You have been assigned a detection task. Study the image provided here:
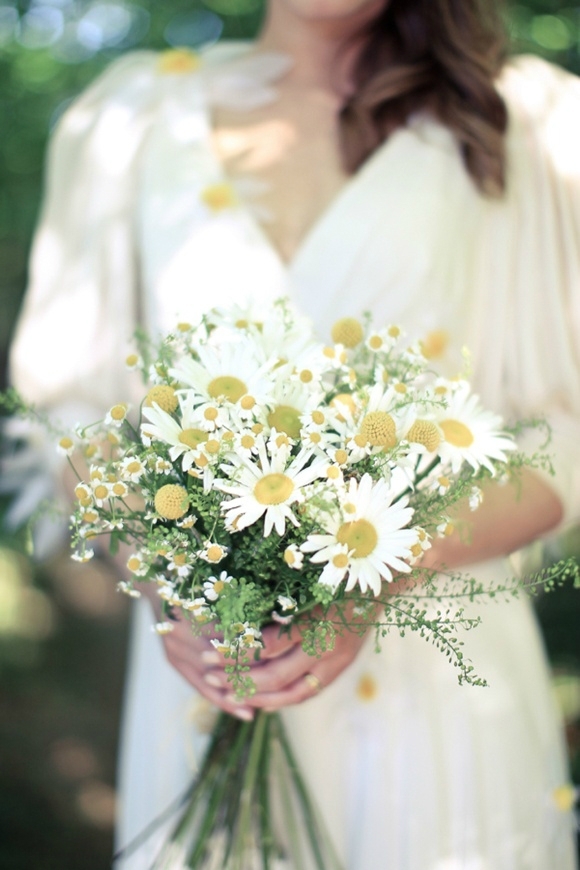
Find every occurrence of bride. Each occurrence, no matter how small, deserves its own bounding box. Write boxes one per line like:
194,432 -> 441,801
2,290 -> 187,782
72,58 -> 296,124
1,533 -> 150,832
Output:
9,0 -> 580,866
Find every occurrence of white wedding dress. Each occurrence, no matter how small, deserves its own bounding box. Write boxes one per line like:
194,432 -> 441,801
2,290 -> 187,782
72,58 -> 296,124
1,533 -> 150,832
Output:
10,42 -> 580,870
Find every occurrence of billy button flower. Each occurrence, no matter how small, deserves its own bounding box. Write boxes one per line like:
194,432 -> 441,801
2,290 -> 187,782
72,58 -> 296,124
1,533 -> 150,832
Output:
154,484 -> 190,520
144,385 -> 179,414
331,317 -> 364,349
405,419 -> 441,453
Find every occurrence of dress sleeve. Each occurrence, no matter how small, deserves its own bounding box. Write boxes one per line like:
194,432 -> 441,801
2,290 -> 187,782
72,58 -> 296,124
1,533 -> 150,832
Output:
4,52 -> 160,551
494,57 -> 580,529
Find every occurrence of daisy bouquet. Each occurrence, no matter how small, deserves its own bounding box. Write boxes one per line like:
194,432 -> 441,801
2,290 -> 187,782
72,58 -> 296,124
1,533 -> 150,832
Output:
5,298 -> 575,870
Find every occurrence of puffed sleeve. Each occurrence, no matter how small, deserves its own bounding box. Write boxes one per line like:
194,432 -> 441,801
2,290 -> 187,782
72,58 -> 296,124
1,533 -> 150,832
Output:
473,56 -> 580,529
10,50 -> 161,414
4,52 -> 161,549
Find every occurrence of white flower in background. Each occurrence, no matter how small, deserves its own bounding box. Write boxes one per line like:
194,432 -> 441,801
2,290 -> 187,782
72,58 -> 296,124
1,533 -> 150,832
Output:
126,553 -> 148,577
217,439 -> 325,537
117,581 -> 141,599
469,486 -> 484,511
105,403 -> 129,427
199,542 -> 228,564
263,378 -> 323,442
184,598 -> 212,622
71,548 -> 94,563
153,621 -> 174,635
119,456 -> 146,482
171,340 -> 274,409
277,595 -> 297,611
283,545 -> 304,570
301,474 -> 418,596
56,435 -> 75,457
434,382 -> 515,474
141,393 -> 212,471
203,572 -> 233,601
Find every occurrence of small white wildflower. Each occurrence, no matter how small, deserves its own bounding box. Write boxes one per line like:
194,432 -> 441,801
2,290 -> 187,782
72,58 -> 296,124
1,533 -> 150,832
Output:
203,571 -> 233,601
199,542 -> 228,564
105,404 -> 129,427
153,621 -> 175,635
117,581 -> 141,599
57,436 -> 75,457
155,457 -> 173,474
120,456 -> 146,482
283,545 -> 304,570
469,486 -> 484,511
71,549 -> 95,563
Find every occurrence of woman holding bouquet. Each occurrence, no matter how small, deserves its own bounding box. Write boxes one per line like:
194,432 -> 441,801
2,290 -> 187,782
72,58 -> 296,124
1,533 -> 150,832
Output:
9,0 -> 580,866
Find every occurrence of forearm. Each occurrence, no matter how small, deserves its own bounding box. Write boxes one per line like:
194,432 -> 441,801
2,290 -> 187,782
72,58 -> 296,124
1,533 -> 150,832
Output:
424,468 -> 563,571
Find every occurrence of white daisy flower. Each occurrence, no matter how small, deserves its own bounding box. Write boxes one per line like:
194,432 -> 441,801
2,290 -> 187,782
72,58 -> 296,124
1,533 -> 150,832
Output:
117,581 -> 141,599
184,598 -> 212,622
141,393 -> 211,472
262,378 -> 323,441
434,382 -> 515,474
153,621 -> 175,635
56,436 -> 75,457
283,545 -> 304,570
277,595 -> 297,611
71,549 -> 95,563
171,340 -> 273,408
120,456 -> 146,482
217,438 -> 325,537
105,404 -> 129,427
301,474 -> 418,596
198,542 -> 228,564
203,571 -> 233,601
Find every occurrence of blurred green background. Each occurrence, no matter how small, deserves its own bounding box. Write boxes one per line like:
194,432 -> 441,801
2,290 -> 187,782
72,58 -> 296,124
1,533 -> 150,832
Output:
1,1 -> 580,867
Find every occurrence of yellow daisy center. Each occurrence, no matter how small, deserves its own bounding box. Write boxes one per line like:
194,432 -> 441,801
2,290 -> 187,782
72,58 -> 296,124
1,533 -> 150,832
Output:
337,519 -> 378,558
179,428 -> 208,450
206,439 -> 220,454
201,182 -> 238,212
254,473 -> 295,506
59,437 -> 74,450
126,460 -> 142,474
173,554 -> 187,567
157,48 -> 201,75
300,369 -> 314,383
326,466 -> 341,480
125,353 -> 139,367
93,484 -> 109,501
311,410 -> 325,425
112,482 -> 128,497
82,510 -> 99,524
241,434 -> 255,449
206,545 -> 224,562
368,335 -> 383,350
127,556 -> 142,572
74,484 -> 90,500
240,394 -> 255,410
145,385 -> 178,414
155,484 -> 190,520
331,317 -> 364,348
439,419 -> 474,448
356,673 -> 379,702
110,404 -> 127,421
420,329 -> 449,360
406,420 -> 441,452
335,449 -> 348,465
207,375 -> 247,403
332,553 -> 349,569
267,405 -> 302,439
360,412 -> 397,449
284,548 -> 297,566
388,325 -> 400,338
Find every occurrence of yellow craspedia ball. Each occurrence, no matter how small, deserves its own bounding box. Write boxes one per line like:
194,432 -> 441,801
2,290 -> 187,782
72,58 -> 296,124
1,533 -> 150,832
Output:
331,317 -> 364,348
406,420 -> 441,452
154,484 -> 190,520
145,385 -> 179,414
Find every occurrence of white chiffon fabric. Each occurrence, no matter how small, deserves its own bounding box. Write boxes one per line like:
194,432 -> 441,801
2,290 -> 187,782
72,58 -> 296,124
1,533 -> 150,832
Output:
10,42 -> 580,869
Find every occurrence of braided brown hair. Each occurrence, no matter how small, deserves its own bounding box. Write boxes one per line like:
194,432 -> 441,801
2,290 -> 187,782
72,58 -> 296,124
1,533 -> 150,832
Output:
339,0 -> 509,194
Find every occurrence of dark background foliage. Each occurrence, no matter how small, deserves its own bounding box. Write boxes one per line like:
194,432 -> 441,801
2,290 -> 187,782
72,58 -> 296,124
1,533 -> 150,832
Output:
1,1 -> 579,867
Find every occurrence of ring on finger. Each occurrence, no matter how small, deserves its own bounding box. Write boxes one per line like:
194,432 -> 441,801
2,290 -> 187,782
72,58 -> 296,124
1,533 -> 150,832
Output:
303,672 -> 323,694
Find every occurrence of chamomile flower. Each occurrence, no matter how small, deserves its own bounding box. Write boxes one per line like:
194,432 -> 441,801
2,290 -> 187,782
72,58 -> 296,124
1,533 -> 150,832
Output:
105,404 -> 129,427
217,438 -> 325,537
184,598 -> 212,622
283,545 -> 304,570
263,379 -> 323,441
434,382 -> 515,474
141,394 -> 211,472
199,542 -> 228,564
301,474 -> 418,596
120,456 -> 146,482
171,340 -> 273,408
203,572 -> 233,601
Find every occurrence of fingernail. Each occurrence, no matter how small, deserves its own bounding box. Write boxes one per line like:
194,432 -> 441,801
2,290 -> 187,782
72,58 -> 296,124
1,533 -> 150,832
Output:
232,708 -> 254,721
204,673 -> 223,688
201,651 -> 221,665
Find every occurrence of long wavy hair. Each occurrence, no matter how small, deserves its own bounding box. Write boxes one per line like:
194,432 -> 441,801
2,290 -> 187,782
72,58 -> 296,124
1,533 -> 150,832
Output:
339,0 -> 509,194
